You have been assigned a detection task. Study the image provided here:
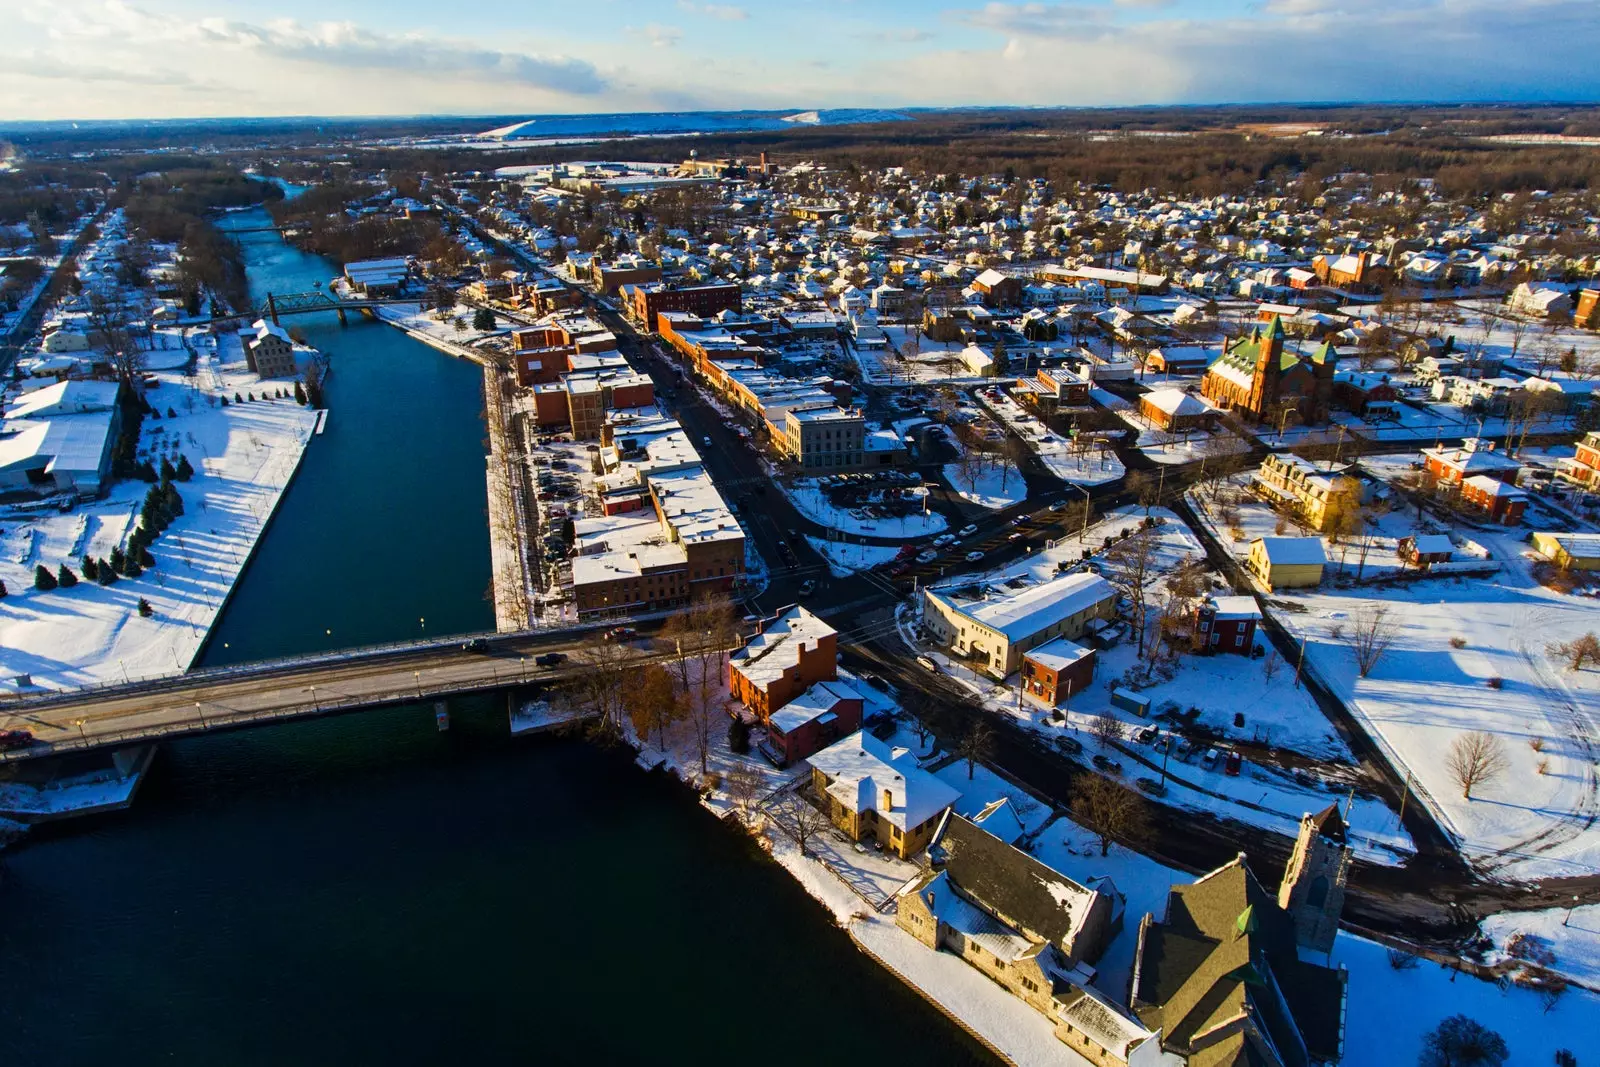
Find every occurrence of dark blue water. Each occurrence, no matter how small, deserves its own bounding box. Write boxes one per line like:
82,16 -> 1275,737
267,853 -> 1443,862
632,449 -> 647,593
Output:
0,202 -> 993,1066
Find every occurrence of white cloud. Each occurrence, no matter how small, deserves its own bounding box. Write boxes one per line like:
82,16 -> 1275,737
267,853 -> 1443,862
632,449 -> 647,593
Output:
676,1 -> 749,20
627,23 -> 685,48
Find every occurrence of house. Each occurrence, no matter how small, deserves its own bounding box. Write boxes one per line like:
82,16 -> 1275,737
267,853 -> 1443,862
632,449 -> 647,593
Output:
1139,388 -> 1218,434
808,730 -> 961,859
1508,281 -> 1572,320
898,813 -> 1158,1064
1248,537 -> 1326,591
1397,534 -> 1454,569
1194,595 -> 1261,655
959,344 -> 998,377
766,679 -> 863,766
1531,532 -> 1600,572
1556,430 -> 1600,486
1129,856 -> 1347,1065
1253,453 -> 1360,532
1329,370 -> 1399,418
1200,317 -> 1337,426
1420,438 -> 1519,487
1140,346 -> 1212,376
1020,637 -> 1096,707
1312,250 -> 1390,293
971,268 -> 1022,308
921,571 -> 1118,679
1576,288 -> 1600,330
0,379 -> 123,498
728,605 -> 839,719
1460,475 -> 1528,525
243,319 -> 297,379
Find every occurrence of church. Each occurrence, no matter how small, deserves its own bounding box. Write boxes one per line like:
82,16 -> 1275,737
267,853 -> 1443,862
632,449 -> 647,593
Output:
1201,316 -> 1338,426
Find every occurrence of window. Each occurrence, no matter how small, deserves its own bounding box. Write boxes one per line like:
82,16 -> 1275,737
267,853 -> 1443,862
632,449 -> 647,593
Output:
1234,632 -> 1244,647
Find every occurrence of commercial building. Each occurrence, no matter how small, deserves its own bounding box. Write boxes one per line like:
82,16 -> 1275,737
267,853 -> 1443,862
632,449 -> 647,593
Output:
728,606 -> 838,718
808,730 -> 961,860
782,405 -> 866,472
625,281 -> 742,332
1531,532 -> 1600,572
1420,438 -> 1520,487
921,571 -> 1118,679
343,257 -> 409,296
0,379 -> 123,498
1020,637 -> 1097,707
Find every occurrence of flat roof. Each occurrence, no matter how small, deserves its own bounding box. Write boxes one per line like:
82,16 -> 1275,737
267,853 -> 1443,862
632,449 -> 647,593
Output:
932,571 -> 1116,643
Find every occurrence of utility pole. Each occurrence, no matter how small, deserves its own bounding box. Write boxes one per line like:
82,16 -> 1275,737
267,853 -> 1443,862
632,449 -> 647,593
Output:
1294,636 -> 1307,688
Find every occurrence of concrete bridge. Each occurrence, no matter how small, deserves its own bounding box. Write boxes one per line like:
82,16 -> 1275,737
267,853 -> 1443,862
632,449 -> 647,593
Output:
0,627 -> 700,762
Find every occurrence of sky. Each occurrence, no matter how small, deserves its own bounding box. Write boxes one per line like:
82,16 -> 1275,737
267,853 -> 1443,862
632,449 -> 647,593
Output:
3,0 -> 1598,121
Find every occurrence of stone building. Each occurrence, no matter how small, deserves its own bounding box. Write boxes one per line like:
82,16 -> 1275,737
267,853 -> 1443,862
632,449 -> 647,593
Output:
1200,317 -> 1337,426
1278,805 -> 1352,955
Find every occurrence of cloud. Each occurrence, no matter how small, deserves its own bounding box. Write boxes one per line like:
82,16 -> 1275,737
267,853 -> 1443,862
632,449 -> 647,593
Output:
626,23 -> 685,48
857,28 -> 937,43
676,1 -> 749,19
9,52 -> 197,87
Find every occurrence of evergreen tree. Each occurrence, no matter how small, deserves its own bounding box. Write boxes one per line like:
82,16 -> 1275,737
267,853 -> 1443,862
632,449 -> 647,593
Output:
148,408 -> 160,420
294,380 -> 307,405
110,545 -> 126,573
159,457 -> 177,483
122,558 -> 142,578
82,556 -> 99,580
136,459 -> 158,482
135,544 -> 155,568
138,597 -> 154,618
234,392 -> 242,404
247,392 -> 255,402
220,396 -> 229,406
166,407 -> 176,418
34,565 -> 56,591
175,455 -> 194,481
57,564 -> 78,588
164,483 -> 184,516
97,561 -> 117,586
728,715 -> 751,755
473,307 -> 496,331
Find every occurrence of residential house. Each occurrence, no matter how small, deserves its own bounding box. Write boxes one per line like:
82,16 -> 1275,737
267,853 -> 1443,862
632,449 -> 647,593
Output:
728,605 -> 839,719
808,730 -> 961,859
1460,475 -> 1528,525
1194,596 -> 1261,655
1020,637 -> 1097,707
1508,282 -> 1572,320
1252,454 -> 1360,532
1139,388 -> 1218,435
1397,534 -> 1454,569
1247,537 -> 1326,591
1421,439 -> 1519,487
1556,430 -> 1600,486
1576,288 -> 1600,330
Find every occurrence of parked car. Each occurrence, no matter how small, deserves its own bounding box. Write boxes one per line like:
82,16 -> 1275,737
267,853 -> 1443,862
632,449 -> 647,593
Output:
798,579 -> 817,596
535,652 -> 568,668
965,550 -> 985,562
605,627 -> 637,641
917,656 -> 940,672
958,524 -> 978,538
933,534 -> 956,547
916,549 -> 938,564
1008,532 -> 1024,541
462,638 -> 490,654
0,729 -> 34,751
1053,735 -> 1083,755
1224,750 -> 1243,777
1202,748 -> 1221,769
1133,726 -> 1158,745
1092,754 -> 1123,774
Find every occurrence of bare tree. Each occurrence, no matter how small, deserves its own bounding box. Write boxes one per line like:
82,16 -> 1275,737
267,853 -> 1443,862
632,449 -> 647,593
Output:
567,631 -> 642,739
779,790 -> 834,857
1071,774 -> 1150,856
957,718 -> 996,780
1089,708 -> 1126,749
1547,632 -> 1600,672
1349,603 -> 1398,677
726,763 -> 766,819
625,663 -> 684,750
679,678 -> 723,778
1446,731 -> 1508,799
1103,527 -> 1158,657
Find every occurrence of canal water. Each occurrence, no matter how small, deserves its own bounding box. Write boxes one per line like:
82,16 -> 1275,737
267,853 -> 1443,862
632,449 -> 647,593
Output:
0,205 -> 994,1064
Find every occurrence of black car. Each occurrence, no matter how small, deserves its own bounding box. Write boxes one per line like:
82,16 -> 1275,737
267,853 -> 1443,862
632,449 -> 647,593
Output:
535,652 -> 568,668
462,638 -> 490,654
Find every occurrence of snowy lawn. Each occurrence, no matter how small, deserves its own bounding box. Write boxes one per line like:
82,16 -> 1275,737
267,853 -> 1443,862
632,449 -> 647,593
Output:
0,334 -> 317,690
1482,901 -> 1600,991
803,534 -> 905,577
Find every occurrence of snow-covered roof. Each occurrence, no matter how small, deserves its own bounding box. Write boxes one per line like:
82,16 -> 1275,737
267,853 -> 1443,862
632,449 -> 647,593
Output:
730,605 -> 836,694
809,730 -> 960,831
931,571 -> 1116,643
1023,636 -> 1094,673
768,679 -> 860,735
1140,387 -> 1212,418
1253,537 -> 1326,566
1205,595 -> 1261,621
4,379 -> 119,420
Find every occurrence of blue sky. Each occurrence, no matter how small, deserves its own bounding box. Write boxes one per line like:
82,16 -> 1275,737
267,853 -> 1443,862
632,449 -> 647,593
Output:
4,0 -> 1598,120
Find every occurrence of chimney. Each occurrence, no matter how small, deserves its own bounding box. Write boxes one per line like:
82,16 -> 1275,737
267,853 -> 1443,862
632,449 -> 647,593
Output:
882,787 -> 894,811
928,891 -> 936,909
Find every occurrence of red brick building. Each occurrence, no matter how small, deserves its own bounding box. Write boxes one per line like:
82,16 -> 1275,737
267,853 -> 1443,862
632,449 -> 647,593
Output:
1421,439 -> 1520,487
1021,637 -> 1097,707
626,282 -> 742,332
1575,288 -> 1600,330
766,680 -> 863,765
728,605 -> 839,719
1461,474 -> 1529,525
1194,596 -> 1261,655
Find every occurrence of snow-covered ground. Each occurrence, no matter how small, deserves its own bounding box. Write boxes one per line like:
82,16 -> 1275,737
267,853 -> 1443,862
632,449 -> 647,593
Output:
941,455 -> 1028,510
1482,901 -> 1600,992
0,331 -> 317,689
783,477 -> 947,538
976,388 -> 1125,486
803,534 -> 904,577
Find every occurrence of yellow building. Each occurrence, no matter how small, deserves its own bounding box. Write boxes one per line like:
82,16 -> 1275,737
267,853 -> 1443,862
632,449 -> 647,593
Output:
1253,453 -> 1361,532
1531,532 -> 1600,572
1248,537 -> 1326,591
807,730 -> 960,859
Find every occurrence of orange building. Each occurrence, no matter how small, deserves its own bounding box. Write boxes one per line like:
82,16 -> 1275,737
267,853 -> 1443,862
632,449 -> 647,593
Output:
728,605 -> 839,719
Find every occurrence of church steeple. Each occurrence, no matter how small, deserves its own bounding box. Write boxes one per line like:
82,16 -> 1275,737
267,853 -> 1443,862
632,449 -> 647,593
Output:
1278,805 -> 1351,954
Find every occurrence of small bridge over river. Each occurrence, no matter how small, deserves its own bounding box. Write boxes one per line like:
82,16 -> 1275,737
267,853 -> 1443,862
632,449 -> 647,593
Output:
227,290 -> 428,327
0,625 -> 701,762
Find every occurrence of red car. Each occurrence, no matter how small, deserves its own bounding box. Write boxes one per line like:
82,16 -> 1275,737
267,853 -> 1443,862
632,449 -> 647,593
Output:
1224,750 -> 1243,777
0,729 -> 34,751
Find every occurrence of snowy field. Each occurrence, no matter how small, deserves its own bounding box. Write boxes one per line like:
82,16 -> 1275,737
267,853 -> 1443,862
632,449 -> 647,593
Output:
942,454 -> 1028,510
783,478 -> 947,537
0,332 -> 317,690
1482,901 -> 1600,992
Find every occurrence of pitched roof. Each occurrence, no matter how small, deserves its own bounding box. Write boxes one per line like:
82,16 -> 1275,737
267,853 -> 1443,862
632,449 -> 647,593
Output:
1132,858 -> 1345,1065
808,730 -> 960,831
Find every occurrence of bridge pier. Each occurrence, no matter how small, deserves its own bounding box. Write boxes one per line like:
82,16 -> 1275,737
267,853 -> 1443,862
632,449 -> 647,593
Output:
336,307 -> 348,325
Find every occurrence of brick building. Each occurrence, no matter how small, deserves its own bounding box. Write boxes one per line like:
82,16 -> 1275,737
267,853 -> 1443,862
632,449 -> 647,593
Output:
1461,474 -> 1529,525
1420,438 -> 1520,487
625,282 -> 742,332
728,605 -> 839,718
1193,595 -> 1261,655
1200,317 -> 1337,425
1020,637 -> 1097,707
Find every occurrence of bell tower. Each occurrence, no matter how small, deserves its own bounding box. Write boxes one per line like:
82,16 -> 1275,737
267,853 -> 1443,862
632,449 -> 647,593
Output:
1278,804 -> 1351,954
1246,315 -> 1286,421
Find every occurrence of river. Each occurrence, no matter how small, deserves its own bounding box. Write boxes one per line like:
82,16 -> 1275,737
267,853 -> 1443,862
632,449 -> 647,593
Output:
0,202 -> 993,1065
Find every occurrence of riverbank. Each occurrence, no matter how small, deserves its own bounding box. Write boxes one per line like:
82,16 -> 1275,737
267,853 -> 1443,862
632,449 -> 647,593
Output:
0,330 -> 318,690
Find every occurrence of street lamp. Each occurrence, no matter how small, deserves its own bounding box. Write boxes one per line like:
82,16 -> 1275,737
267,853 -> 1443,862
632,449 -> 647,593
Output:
414,671 -> 422,699
309,685 -> 320,711
1072,483 -> 1091,541
1564,895 -> 1581,927
194,701 -> 207,727
74,718 -> 88,745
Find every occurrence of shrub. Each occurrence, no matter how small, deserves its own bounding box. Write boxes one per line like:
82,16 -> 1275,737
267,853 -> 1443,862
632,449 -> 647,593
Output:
1450,636 -> 1468,649
57,564 -> 78,588
33,565 -> 56,592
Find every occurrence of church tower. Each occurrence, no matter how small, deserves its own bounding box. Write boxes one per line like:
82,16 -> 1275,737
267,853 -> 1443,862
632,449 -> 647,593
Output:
1278,804 -> 1351,954
1246,316 -> 1286,421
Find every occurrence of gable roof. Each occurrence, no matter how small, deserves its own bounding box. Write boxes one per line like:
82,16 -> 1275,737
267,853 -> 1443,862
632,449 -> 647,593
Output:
808,730 -> 960,831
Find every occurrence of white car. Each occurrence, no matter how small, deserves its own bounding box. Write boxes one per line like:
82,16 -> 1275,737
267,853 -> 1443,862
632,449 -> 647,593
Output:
933,534 -> 956,547
958,524 -> 979,538
965,550 -> 985,562
916,549 -> 938,564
